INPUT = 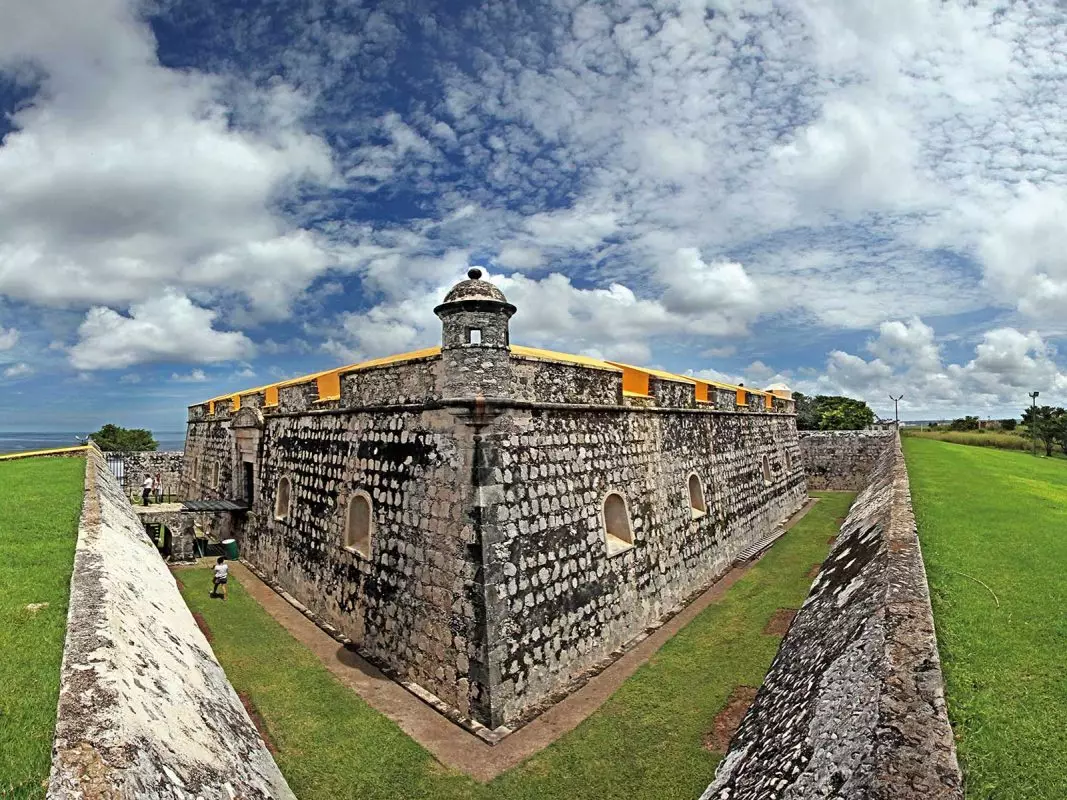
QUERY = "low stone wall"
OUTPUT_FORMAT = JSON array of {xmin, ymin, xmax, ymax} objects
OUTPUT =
[
  {"xmin": 702, "ymin": 433, "xmax": 962, "ymax": 799},
  {"xmin": 117, "ymin": 449, "xmax": 185, "ymax": 498},
  {"xmin": 799, "ymin": 430, "xmax": 894, "ymax": 490},
  {"xmin": 48, "ymin": 446, "xmax": 292, "ymax": 799}
]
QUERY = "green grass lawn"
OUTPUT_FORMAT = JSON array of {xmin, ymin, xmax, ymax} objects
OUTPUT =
[
  {"xmin": 905, "ymin": 438, "xmax": 1067, "ymax": 800},
  {"xmin": 178, "ymin": 491, "xmax": 853, "ymax": 800},
  {"xmin": 0, "ymin": 457, "xmax": 85, "ymax": 799}
]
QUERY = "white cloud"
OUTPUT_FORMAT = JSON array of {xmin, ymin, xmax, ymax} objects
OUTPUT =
[
  {"xmin": 978, "ymin": 184, "xmax": 1067, "ymax": 323},
  {"xmin": 784, "ymin": 319, "xmax": 1067, "ymax": 418},
  {"xmin": 0, "ymin": 327, "xmax": 18, "ymax": 350},
  {"xmin": 0, "ymin": 0, "xmax": 335, "ymax": 317},
  {"xmin": 2, "ymin": 362, "xmax": 32, "ymax": 379},
  {"xmin": 69, "ymin": 292, "xmax": 254, "ymax": 370},
  {"xmin": 170, "ymin": 369, "xmax": 208, "ymax": 383}
]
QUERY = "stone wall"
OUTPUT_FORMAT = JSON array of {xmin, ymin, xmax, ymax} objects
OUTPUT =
[
  {"xmin": 483, "ymin": 408, "xmax": 806, "ymax": 725},
  {"xmin": 702, "ymin": 433, "xmax": 962, "ymax": 800},
  {"xmin": 48, "ymin": 446, "xmax": 291, "ymax": 799},
  {"xmin": 798, "ymin": 430, "xmax": 894, "ymax": 490},
  {"xmin": 117, "ymin": 449, "xmax": 185, "ymax": 497},
  {"xmin": 239, "ymin": 408, "xmax": 489, "ymax": 724},
  {"xmin": 184, "ymin": 397, "xmax": 806, "ymax": 730}
]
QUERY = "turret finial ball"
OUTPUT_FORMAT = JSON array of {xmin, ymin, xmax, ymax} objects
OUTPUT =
[{"xmin": 467, "ymin": 268, "xmax": 482, "ymax": 280}]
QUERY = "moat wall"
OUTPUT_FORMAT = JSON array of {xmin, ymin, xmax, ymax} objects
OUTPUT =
[
  {"xmin": 702, "ymin": 433, "xmax": 962, "ymax": 799},
  {"xmin": 798, "ymin": 430, "xmax": 894, "ymax": 490},
  {"xmin": 48, "ymin": 445, "xmax": 291, "ymax": 800}
]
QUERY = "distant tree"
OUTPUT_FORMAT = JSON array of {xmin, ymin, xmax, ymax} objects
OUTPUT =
[
  {"xmin": 1000, "ymin": 418, "xmax": 1017, "ymax": 431},
  {"xmin": 793, "ymin": 392, "xmax": 820, "ymax": 430},
  {"xmin": 949, "ymin": 416, "xmax": 980, "ymax": 432},
  {"xmin": 90, "ymin": 424, "xmax": 158, "ymax": 452},
  {"xmin": 815, "ymin": 396, "xmax": 875, "ymax": 430},
  {"xmin": 1021, "ymin": 406, "xmax": 1066, "ymax": 456}
]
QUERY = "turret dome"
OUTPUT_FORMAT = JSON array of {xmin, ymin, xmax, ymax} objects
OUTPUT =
[{"xmin": 439, "ymin": 268, "xmax": 510, "ymax": 305}]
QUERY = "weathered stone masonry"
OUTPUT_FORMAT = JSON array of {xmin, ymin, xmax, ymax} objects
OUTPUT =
[
  {"xmin": 183, "ymin": 269, "xmax": 806, "ymax": 731},
  {"xmin": 703, "ymin": 433, "xmax": 961, "ymax": 800},
  {"xmin": 49, "ymin": 445, "xmax": 291, "ymax": 800},
  {"xmin": 799, "ymin": 430, "xmax": 894, "ymax": 490}
]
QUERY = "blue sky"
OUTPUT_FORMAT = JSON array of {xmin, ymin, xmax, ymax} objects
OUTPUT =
[{"xmin": 2, "ymin": 0, "xmax": 1067, "ymax": 432}]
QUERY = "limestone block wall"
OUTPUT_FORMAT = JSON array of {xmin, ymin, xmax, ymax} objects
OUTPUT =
[
  {"xmin": 702, "ymin": 434, "xmax": 962, "ymax": 800},
  {"xmin": 510, "ymin": 357, "xmax": 622, "ymax": 404},
  {"xmin": 118, "ymin": 450, "xmax": 185, "ymax": 497},
  {"xmin": 237, "ymin": 409, "xmax": 489, "ymax": 722},
  {"xmin": 49, "ymin": 446, "xmax": 291, "ymax": 800},
  {"xmin": 798, "ymin": 430, "xmax": 894, "ymax": 490},
  {"xmin": 485, "ymin": 409, "xmax": 807, "ymax": 725}
]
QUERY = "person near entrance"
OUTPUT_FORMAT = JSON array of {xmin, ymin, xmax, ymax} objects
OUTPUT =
[
  {"xmin": 210, "ymin": 556, "xmax": 229, "ymax": 600},
  {"xmin": 141, "ymin": 474, "xmax": 154, "ymax": 506}
]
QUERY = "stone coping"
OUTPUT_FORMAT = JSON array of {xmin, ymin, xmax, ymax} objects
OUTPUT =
[
  {"xmin": 702, "ymin": 433, "xmax": 962, "ymax": 799},
  {"xmin": 47, "ymin": 445, "xmax": 293, "ymax": 800}
]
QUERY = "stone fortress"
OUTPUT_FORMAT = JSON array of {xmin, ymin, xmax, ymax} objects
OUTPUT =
[{"xmin": 181, "ymin": 269, "xmax": 807, "ymax": 733}]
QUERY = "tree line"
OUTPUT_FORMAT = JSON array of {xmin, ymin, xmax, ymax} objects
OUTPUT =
[{"xmin": 794, "ymin": 393, "xmax": 876, "ymax": 431}]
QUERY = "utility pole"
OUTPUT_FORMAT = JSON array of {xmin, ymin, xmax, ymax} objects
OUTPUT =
[
  {"xmin": 889, "ymin": 394, "xmax": 903, "ymax": 428},
  {"xmin": 1029, "ymin": 391, "xmax": 1040, "ymax": 456}
]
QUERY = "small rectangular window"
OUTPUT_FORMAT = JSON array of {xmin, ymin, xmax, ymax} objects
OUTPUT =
[{"xmin": 468, "ymin": 328, "xmax": 482, "ymax": 345}]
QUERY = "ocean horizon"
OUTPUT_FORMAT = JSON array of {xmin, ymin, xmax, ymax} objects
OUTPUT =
[{"xmin": 0, "ymin": 431, "xmax": 186, "ymax": 455}]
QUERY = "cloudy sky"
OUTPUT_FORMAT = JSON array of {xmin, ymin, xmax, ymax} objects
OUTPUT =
[{"xmin": 1, "ymin": 0, "xmax": 1066, "ymax": 431}]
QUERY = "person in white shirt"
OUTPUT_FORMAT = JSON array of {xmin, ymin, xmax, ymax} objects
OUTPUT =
[
  {"xmin": 210, "ymin": 557, "xmax": 229, "ymax": 600},
  {"xmin": 141, "ymin": 475, "xmax": 154, "ymax": 506}
]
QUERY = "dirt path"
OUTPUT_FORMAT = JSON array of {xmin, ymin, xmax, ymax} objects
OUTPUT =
[{"xmin": 229, "ymin": 497, "xmax": 818, "ymax": 782}]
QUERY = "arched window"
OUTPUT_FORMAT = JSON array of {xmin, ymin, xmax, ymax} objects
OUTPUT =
[
  {"xmin": 762, "ymin": 455, "xmax": 772, "ymax": 484},
  {"xmin": 345, "ymin": 492, "xmax": 373, "ymax": 558},
  {"xmin": 785, "ymin": 451, "xmax": 793, "ymax": 472},
  {"xmin": 274, "ymin": 476, "xmax": 292, "ymax": 520},
  {"xmin": 192, "ymin": 457, "xmax": 200, "ymax": 482},
  {"xmin": 211, "ymin": 461, "xmax": 220, "ymax": 489},
  {"xmin": 688, "ymin": 473, "xmax": 707, "ymax": 518},
  {"xmin": 603, "ymin": 492, "xmax": 634, "ymax": 555}
]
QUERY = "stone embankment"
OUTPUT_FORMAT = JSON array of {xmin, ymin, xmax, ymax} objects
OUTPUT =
[
  {"xmin": 702, "ymin": 433, "xmax": 962, "ymax": 799},
  {"xmin": 47, "ymin": 445, "xmax": 292, "ymax": 800},
  {"xmin": 798, "ymin": 430, "xmax": 894, "ymax": 490}
]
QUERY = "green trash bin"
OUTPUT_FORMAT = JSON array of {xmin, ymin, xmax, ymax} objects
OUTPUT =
[{"xmin": 222, "ymin": 538, "xmax": 239, "ymax": 560}]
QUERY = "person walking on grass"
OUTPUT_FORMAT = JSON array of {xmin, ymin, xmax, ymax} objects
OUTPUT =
[
  {"xmin": 141, "ymin": 474, "xmax": 154, "ymax": 506},
  {"xmin": 210, "ymin": 557, "xmax": 229, "ymax": 600}
]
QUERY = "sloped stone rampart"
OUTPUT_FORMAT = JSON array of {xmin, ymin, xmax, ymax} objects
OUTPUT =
[
  {"xmin": 702, "ymin": 433, "xmax": 962, "ymax": 800},
  {"xmin": 799, "ymin": 430, "xmax": 894, "ymax": 490},
  {"xmin": 48, "ymin": 446, "xmax": 293, "ymax": 800}
]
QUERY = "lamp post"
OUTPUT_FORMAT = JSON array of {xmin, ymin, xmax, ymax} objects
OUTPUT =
[
  {"xmin": 1029, "ymin": 390, "xmax": 1040, "ymax": 456},
  {"xmin": 889, "ymin": 394, "xmax": 903, "ymax": 428}
]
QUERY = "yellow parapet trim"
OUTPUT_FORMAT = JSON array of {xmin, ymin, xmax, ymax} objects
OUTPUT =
[
  {"xmin": 230, "ymin": 393, "xmax": 241, "ymax": 412},
  {"xmin": 736, "ymin": 388, "xmax": 748, "ymax": 406},
  {"xmin": 208, "ymin": 400, "xmax": 215, "ymax": 415},
  {"xmin": 0, "ymin": 445, "xmax": 88, "ymax": 461},
  {"xmin": 694, "ymin": 382, "xmax": 709, "ymax": 403},
  {"xmin": 607, "ymin": 361, "xmax": 696, "ymax": 398},
  {"xmin": 264, "ymin": 386, "xmax": 279, "ymax": 406},
  {"xmin": 511, "ymin": 346, "xmax": 622, "ymax": 372},
  {"xmin": 316, "ymin": 370, "xmax": 342, "ymax": 402},
  {"xmin": 621, "ymin": 367, "xmax": 649, "ymax": 397},
  {"xmin": 349, "ymin": 346, "xmax": 442, "ymax": 372},
  {"xmin": 764, "ymin": 393, "xmax": 773, "ymax": 410}
]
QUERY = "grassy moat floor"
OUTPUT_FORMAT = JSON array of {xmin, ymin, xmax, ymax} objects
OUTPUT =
[
  {"xmin": 178, "ymin": 491, "xmax": 853, "ymax": 800},
  {"xmin": 905, "ymin": 438, "xmax": 1067, "ymax": 800},
  {"xmin": 0, "ymin": 458, "xmax": 85, "ymax": 800}
]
